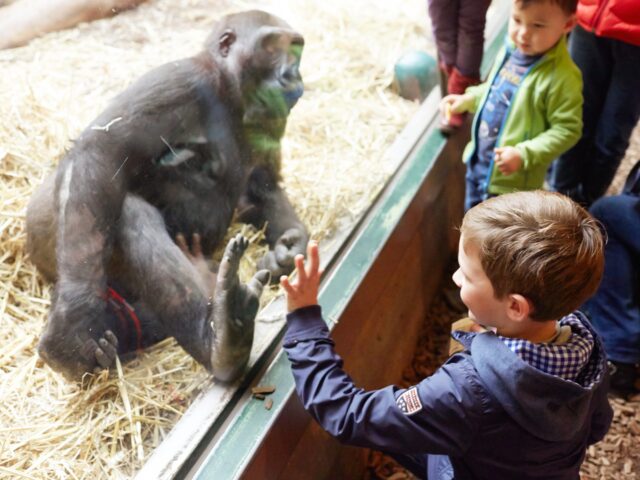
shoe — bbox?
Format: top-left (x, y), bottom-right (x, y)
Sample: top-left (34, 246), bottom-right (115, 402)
top-left (447, 67), bottom-right (481, 95)
top-left (608, 361), bottom-right (639, 398)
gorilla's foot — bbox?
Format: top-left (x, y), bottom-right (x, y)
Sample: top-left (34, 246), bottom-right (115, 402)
top-left (214, 233), bottom-right (248, 312)
top-left (210, 235), bottom-right (269, 382)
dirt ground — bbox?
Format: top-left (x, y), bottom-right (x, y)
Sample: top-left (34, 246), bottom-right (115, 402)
top-left (366, 122), bottom-right (640, 480)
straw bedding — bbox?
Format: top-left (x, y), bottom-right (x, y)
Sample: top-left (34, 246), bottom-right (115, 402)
top-left (0, 0), bottom-right (429, 477)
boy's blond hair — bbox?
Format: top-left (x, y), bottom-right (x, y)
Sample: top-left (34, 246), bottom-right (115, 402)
top-left (460, 191), bottom-right (604, 321)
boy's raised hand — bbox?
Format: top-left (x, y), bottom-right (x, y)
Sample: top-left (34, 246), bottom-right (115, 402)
top-left (280, 240), bottom-right (321, 313)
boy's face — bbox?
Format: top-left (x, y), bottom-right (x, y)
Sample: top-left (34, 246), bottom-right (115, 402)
top-left (453, 236), bottom-right (510, 330)
top-left (509, 1), bottom-right (576, 56)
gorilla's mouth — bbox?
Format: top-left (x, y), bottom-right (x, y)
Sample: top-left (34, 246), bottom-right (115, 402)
top-left (282, 83), bottom-right (304, 109)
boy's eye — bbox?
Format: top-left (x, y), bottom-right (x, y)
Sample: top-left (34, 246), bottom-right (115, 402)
top-left (534, 23), bottom-right (545, 28)
top-left (512, 16), bottom-right (521, 24)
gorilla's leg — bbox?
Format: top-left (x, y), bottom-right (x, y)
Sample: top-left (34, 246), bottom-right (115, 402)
top-left (26, 180), bottom-right (207, 377)
top-left (112, 195), bottom-right (215, 367)
top-left (28, 181), bottom-right (267, 380)
top-left (115, 198), bottom-right (269, 381)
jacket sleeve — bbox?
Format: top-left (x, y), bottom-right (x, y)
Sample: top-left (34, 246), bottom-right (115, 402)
top-left (464, 82), bottom-right (489, 114)
top-left (283, 306), bottom-right (485, 456)
top-left (515, 63), bottom-right (583, 170)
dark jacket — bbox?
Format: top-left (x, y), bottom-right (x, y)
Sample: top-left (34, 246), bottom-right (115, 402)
top-left (283, 306), bottom-right (612, 480)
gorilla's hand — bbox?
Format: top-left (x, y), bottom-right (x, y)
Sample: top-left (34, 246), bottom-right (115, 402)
top-left (258, 227), bottom-right (308, 281)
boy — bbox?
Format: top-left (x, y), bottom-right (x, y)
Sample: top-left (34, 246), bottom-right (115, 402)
top-left (280, 191), bottom-right (612, 480)
top-left (440, 0), bottom-right (582, 211)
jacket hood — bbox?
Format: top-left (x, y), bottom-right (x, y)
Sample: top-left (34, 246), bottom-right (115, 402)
top-left (455, 312), bottom-right (608, 442)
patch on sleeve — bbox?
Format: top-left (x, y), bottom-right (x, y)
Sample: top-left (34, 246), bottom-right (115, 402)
top-left (396, 387), bottom-right (423, 415)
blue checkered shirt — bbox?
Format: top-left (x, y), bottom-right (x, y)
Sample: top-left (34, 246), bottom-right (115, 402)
top-left (498, 313), bottom-right (597, 385)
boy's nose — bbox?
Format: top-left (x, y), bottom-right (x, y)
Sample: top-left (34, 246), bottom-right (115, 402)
top-left (519, 27), bottom-right (531, 40)
top-left (452, 269), bottom-right (462, 287)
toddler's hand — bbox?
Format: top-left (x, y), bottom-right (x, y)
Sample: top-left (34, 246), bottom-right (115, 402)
top-left (280, 240), bottom-right (322, 313)
top-left (440, 93), bottom-right (473, 117)
top-left (493, 147), bottom-right (522, 175)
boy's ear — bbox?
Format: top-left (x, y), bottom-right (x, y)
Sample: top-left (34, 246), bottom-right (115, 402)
top-left (563, 14), bottom-right (577, 33)
top-left (506, 293), bottom-right (532, 322)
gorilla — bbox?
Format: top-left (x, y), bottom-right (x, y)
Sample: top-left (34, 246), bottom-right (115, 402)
top-left (26, 10), bottom-right (308, 382)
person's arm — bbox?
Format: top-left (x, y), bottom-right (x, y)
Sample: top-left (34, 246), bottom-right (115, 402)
top-left (284, 306), bottom-right (483, 454)
top-left (440, 92), bottom-right (477, 117)
top-left (463, 81), bottom-right (489, 113)
top-left (281, 243), bottom-right (483, 455)
top-left (514, 66), bottom-right (583, 170)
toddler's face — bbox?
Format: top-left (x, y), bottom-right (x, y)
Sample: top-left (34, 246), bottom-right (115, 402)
top-left (452, 236), bottom-right (509, 330)
top-left (509, 0), bottom-right (576, 56)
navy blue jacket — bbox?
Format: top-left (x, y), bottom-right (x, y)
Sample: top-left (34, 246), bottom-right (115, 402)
top-left (283, 306), bottom-right (612, 480)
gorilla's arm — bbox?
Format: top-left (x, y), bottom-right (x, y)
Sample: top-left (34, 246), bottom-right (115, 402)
top-left (238, 164), bottom-right (308, 279)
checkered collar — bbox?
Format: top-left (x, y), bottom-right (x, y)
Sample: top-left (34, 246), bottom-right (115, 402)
top-left (497, 314), bottom-right (596, 385)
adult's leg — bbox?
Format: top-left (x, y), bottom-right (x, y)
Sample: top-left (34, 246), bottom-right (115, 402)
top-left (455, 0), bottom-right (490, 79)
top-left (583, 195), bottom-right (640, 364)
top-left (427, 0), bottom-right (460, 69)
top-left (582, 40), bottom-right (640, 203)
top-left (549, 25), bottom-right (611, 201)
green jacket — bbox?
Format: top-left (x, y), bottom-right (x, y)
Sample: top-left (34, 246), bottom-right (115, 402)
top-left (463, 35), bottom-right (583, 194)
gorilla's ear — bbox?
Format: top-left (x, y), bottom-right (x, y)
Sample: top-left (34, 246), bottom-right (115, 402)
top-left (218, 29), bottom-right (236, 57)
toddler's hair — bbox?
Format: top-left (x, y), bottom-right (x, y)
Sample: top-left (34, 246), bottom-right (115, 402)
top-left (461, 191), bottom-right (604, 321)
top-left (516, 0), bottom-right (578, 15)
